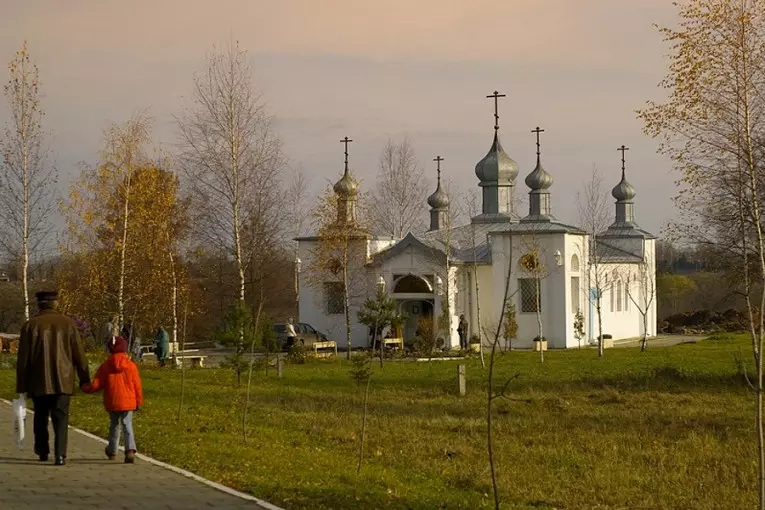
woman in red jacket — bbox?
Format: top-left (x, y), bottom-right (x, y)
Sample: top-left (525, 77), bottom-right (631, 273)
top-left (83, 335), bottom-right (143, 463)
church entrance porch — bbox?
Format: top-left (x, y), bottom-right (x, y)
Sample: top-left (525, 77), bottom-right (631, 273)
top-left (398, 299), bottom-right (434, 346)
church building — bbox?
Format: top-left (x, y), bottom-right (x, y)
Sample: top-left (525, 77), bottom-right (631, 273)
top-left (297, 94), bottom-right (657, 350)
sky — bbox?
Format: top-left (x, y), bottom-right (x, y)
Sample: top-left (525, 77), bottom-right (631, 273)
top-left (0, 0), bottom-right (679, 236)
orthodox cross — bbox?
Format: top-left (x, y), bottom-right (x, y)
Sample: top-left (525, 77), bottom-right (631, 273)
top-left (617, 144), bottom-right (629, 178)
top-left (340, 136), bottom-right (353, 170)
top-left (433, 155), bottom-right (444, 185)
top-left (532, 126), bottom-right (545, 158)
top-left (486, 90), bottom-right (506, 131)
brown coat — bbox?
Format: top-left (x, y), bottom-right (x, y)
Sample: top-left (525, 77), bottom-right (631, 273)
top-left (16, 309), bottom-right (90, 397)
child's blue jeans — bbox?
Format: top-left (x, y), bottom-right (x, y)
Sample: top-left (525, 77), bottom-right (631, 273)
top-left (107, 411), bottom-right (136, 454)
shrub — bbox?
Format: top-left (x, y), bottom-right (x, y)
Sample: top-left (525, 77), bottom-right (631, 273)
top-left (349, 354), bottom-right (372, 386)
top-left (287, 343), bottom-right (309, 364)
top-left (469, 334), bottom-right (481, 345)
top-left (533, 336), bottom-right (547, 342)
top-left (599, 334), bottom-right (613, 340)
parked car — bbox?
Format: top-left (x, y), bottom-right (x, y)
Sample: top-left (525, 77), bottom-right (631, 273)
top-left (272, 322), bottom-right (330, 351)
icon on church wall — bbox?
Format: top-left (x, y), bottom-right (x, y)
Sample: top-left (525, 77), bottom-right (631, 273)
top-left (412, 305), bottom-right (420, 315)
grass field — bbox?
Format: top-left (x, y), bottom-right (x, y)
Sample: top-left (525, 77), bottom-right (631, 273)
top-left (0, 335), bottom-right (760, 509)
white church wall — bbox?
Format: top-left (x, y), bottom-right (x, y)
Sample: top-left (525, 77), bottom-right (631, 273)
top-left (490, 232), bottom-right (569, 349)
top-left (598, 263), bottom-right (644, 341)
top-left (564, 234), bottom-right (588, 348)
top-left (297, 239), bottom-right (372, 350)
top-left (456, 264), bottom-right (495, 347)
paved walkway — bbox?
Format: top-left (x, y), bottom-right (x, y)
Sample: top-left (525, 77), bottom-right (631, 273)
top-left (0, 402), bottom-right (273, 510)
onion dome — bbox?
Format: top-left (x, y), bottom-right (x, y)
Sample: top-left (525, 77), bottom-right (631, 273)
top-left (611, 174), bottom-right (636, 202)
top-left (427, 182), bottom-right (450, 209)
top-left (525, 159), bottom-right (554, 191)
top-left (333, 168), bottom-right (359, 197)
top-left (475, 133), bottom-right (519, 185)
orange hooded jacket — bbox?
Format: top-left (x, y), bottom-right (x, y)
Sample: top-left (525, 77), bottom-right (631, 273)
top-left (84, 353), bottom-right (143, 412)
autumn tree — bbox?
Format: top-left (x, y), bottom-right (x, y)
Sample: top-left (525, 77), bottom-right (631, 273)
top-left (638, 1), bottom-right (765, 505)
top-left (177, 40), bottom-right (284, 350)
top-left (369, 136), bottom-right (429, 238)
top-left (59, 156), bottom-right (188, 339)
top-left (0, 42), bottom-right (56, 320)
top-left (576, 166), bottom-right (611, 357)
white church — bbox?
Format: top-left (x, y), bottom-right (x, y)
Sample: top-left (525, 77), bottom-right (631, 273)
top-left (297, 96), bottom-right (657, 350)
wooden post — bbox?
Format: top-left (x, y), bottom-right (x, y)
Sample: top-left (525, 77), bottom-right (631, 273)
top-left (277, 357), bottom-right (284, 379)
top-left (457, 364), bottom-right (466, 396)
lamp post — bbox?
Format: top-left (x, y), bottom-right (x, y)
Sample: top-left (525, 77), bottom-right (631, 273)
top-left (295, 256), bottom-right (302, 320)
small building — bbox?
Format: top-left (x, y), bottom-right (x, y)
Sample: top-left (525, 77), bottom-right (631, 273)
top-left (297, 98), bottom-right (656, 350)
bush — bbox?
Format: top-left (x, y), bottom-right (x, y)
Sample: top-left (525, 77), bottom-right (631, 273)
top-left (349, 354), bottom-right (372, 386)
top-left (287, 344), bottom-right (309, 365)
top-left (469, 334), bottom-right (481, 345)
top-left (533, 336), bottom-right (547, 342)
top-left (0, 355), bottom-right (17, 370)
top-left (599, 334), bottom-right (613, 340)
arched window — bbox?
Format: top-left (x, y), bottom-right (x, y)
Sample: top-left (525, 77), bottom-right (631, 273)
top-left (616, 280), bottom-right (623, 312)
top-left (393, 274), bottom-right (432, 294)
top-left (570, 254), bottom-right (580, 272)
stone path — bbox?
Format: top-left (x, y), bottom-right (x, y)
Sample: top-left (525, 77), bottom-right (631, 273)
top-left (0, 401), bottom-right (275, 510)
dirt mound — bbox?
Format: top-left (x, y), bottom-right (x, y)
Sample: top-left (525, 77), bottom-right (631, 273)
top-left (658, 309), bottom-right (749, 335)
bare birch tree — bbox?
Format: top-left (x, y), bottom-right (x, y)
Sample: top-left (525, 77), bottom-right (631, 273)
top-left (576, 166), bottom-right (611, 357)
top-left (288, 167), bottom-right (312, 316)
top-left (177, 40), bottom-right (284, 348)
top-left (627, 245), bottom-right (656, 352)
top-left (102, 113), bottom-right (153, 327)
top-left (462, 189), bottom-right (485, 366)
top-left (369, 136), bottom-right (429, 238)
top-left (0, 42), bottom-right (56, 320)
top-left (639, 1), bottom-right (765, 506)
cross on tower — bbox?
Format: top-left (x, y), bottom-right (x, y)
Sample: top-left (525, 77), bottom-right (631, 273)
top-left (532, 126), bottom-right (545, 158)
top-left (340, 136), bottom-right (353, 170)
top-left (433, 155), bottom-right (444, 184)
top-left (617, 144), bottom-right (629, 178)
top-left (486, 90), bottom-right (506, 131)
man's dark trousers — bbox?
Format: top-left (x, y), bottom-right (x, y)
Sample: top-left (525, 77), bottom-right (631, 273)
top-left (32, 394), bottom-right (70, 458)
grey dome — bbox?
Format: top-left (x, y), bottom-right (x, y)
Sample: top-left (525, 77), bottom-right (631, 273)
top-left (475, 134), bottom-right (519, 184)
top-left (333, 168), bottom-right (359, 196)
top-left (525, 160), bottom-right (554, 190)
top-left (427, 183), bottom-right (450, 209)
top-left (612, 175), bottom-right (636, 202)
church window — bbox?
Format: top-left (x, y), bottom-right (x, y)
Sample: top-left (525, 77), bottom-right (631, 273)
top-left (324, 282), bottom-right (344, 314)
top-left (610, 283), bottom-right (614, 312)
top-left (624, 281), bottom-right (630, 312)
top-left (570, 276), bottom-right (580, 314)
top-left (571, 254), bottom-right (580, 272)
top-left (519, 278), bottom-right (541, 313)
top-left (616, 281), bottom-right (623, 312)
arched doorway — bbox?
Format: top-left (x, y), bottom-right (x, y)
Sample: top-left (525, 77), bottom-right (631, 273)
top-left (399, 300), bottom-right (434, 344)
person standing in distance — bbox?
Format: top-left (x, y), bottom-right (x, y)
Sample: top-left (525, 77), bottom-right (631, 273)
top-left (285, 317), bottom-right (298, 350)
top-left (16, 291), bottom-right (91, 466)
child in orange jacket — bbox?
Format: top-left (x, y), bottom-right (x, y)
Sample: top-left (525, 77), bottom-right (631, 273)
top-left (83, 335), bottom-right (143, 463)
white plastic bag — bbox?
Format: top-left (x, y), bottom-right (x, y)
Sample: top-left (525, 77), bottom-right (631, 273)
top-left (12, 393), bottom-right (26, 450)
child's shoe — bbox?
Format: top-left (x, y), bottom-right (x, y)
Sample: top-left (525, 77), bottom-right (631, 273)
top-left (124, 450), bottom-right (136, 464)
top-left (105, 447), bottom-right (116, 460)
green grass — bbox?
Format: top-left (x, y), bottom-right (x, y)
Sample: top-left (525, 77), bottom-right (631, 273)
top-left (0, 335), bottom-right (760, 509)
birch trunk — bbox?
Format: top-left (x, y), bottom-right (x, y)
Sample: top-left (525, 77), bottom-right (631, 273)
top-left (117, 168), bottom-right (132, 326)
top-left (21, 139), bottom-right (29, 320)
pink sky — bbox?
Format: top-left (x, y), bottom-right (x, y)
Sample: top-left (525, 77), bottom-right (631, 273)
top-left (0, 0), bottom-right (679, 235)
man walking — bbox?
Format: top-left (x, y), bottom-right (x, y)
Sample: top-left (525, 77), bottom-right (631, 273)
top-left (16, 291), bottom-right (90, 466)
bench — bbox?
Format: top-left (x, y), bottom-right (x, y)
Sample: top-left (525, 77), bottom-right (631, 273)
top-left (312, 341), bottom-right (337, 358)
top-left (173, 355), bottom-right (207, 368)
top-left (383, 338), bottom-right (404, 350)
